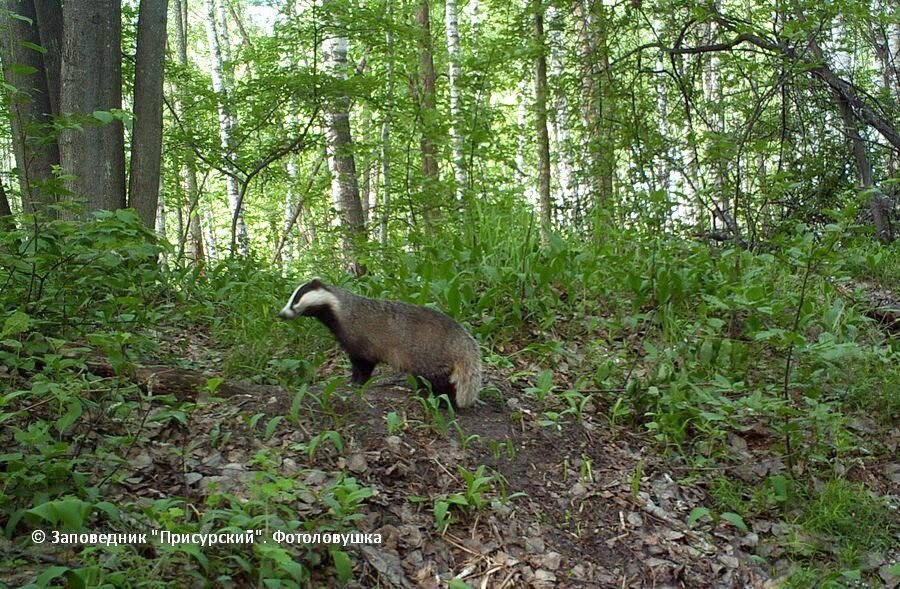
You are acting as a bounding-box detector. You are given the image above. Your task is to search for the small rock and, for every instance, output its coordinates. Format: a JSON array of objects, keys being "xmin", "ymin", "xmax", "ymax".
[
  {"xmin": 525, "ymin": 536, "xmax": 544, "ymax": 553},
  {"xmin": 534, "ymin": 569, "xmax": 557, "ymax": 583},
  {"xmin": 183, "ymin": 472, "xmax": 203, "ymax": 485},
  {"xmin": 740, "ymin": 532, "xmax": 759, "ymax": 549},
  {"xmin": 541, "ymin": 551, "xmax": 562, "ymax": 570},
  {"xmin": 347, "ymin": 453, "xmax": 367, "ymax": 473}
]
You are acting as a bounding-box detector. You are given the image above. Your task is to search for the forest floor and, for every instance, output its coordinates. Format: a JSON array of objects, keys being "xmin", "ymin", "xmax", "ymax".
[
  {"xmin": 6, "ymin": 316, "xmax": 898, "ymax": 588},
  {"xmin": 86, "ymin": 323, "xmax": 897, "ymax": 589}
]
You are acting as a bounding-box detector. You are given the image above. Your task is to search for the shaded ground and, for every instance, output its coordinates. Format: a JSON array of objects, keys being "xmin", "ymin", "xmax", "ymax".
[
  {"xmin": 7, "ymin": 314, "xmax": 899, "ymax": 587},
  {"xmin": 82, "ymin": 360, "xmax": 776, "ymax": 588}
]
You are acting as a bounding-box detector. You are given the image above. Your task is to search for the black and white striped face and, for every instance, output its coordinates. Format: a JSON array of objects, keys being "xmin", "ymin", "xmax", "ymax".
[{"xmin": 278, "ymin": 279, "xmax": 340, "ymax": 320}]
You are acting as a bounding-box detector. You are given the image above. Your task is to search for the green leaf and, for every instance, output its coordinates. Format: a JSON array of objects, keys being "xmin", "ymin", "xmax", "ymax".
[
  {"xmin": 720, "ymin": 512, "xmax": 748, "ymax": 532},
  {"xmin": 34, "ymin": 566, "xmax": 71, "ymax": 586},
  {"xmin": 2, "ymin": 311, "xmax": 31, "ymax": 337},
  {"xmin": 28, "ymin": 497, "xmax": 92, "ymax": 529},
  {"xmin": 8, "ymin": 63, "xmax": 38, "ymax": 76},
  {"xmin": 330, "ymin": 548, "xmax": 353, "ymax": 583},
  {"xmin": 20, "ymin": 41, "xmax": 47, "ymax": 54},
  {"xmin": 92, "ymin": 110, "xmax": 114, "ymax": 124},
  {"xmin": 687, "ymin": 507, "xmax": 711, "ymax": 526},
  {"xmin": 265, "ymin": 415, "xmax": 283, "ymax": 440},
  {"xmin": 56, "ymin": 399, "xmax": 84, "ymax": 434}
]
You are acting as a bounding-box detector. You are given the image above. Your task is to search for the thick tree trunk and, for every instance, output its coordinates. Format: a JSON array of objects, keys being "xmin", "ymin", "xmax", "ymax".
[
  {"xmin": 322, "ymin": 11, "xmax": 367, "ymax": 276},
  {"xmin": 445, "ymin": 0, "xmax": 467, "ymax": 198},
  {"xmin": 533, "ymin": 0, "xmax": 552, "ymax": 245},
  {"xmin": 416, "ymin": 0, "xmax": 439, "ymax": 219},
  {"xmin": 0, "ymin": 0, "xmax": 60, "ymax": 215},
  {"xmin": 58, "ymin": 0, "xmax": 125, "ymax": 216},
  {"xmin": 32, "ymin": 0, "xmax": 61, "ymax": 116},
  {"xmin": 129, "ymin": 0, "xmax": 169, "ymax": 230}
]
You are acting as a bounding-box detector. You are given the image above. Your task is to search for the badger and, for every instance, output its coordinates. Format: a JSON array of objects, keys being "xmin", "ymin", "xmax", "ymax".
[{"xmin": 278, "ymin": 279, "xmax": 482, "ymax": 408}]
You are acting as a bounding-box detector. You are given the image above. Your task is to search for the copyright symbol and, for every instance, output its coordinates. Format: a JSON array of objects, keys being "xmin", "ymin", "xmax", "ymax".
[{"xmin": 31, "ymin": 529, "xmax": 46, "ymax": 544}]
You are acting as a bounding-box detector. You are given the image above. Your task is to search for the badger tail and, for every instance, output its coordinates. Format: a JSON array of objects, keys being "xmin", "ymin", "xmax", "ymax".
[{"xmin": 451, "ymin": 342, "xmax": 482, "ymax": 408}]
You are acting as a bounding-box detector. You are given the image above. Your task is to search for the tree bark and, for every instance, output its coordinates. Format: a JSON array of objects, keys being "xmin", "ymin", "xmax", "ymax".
[
  {"xmin": 32, "ymin": 0, "xmax": 61, "ymax": 117},
  {"xmin": 380, "ymin": 0, "xmax": 395, "ymax": 246},
  {"xmin": 0, "ymin": 0, "xmax": 60, "ymax": 215},
  {"xmin": 533, "ymin": 0, "xmax": 552, "ymax": 245},
  {"xmin": 574, "ymin": 0, "xmax": 614, "ymax": 207},
  {"xmin": 58, "ymin": 0, "xmax": 125, "ymax": 216},
  {"xmin": 204, "ymin": 0, "xmax": 247, "ymax": 254},
  {"xmin": 322, "ymin": 5, "xmax": 367, "ymax": 276},
  {"xmin": 0, "ymin": 179, "xmax": 13, "ymax": 220},
  {"xmin": 129, "ymin": 0, "xmax": 169, "ymax": 230},
  {"xmin": 416, "ymin": 0, "xmax": 439, "ymax": 219},
  {"xmin": 547, "ymin": 7, "xmax": 579, "ymax": 220},
  {"xmin": 173, "ymin": 0, "xmax": 204, "ymax": 264},
  {"xmin": 445, "ymin": 0, "xmax": 467, "ymax": 198}
]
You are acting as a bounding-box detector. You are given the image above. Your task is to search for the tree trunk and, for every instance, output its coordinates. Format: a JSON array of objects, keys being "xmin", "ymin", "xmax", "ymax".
[
  {"xmin": 0, "ymin": 0, "xmax": 60, "ymax": 215},
  {"xmin": 416, "ymin": 0, "xmax": 439, "ymax": 219},
  {"xmin": 129, "ymin": 0, "xmax": 169, "ymax": 230},
  {"xmin": 574, "ymin": 0, "xmax": 614, "ymax": 207},
  {"xmin": 547, "ymin": 7, "xmax": 579, "ymax": 222},
  {"xmin": 58, "ymin": 0, "xmax": 125, "ymax": 216},
  {"xmin": 204, "ymin": 0, "xmax": 247, "ymax": 254},
  {"xmin": 445, "ymin": 0, "xmax": 467, "ymax": 198},
  {"xmin": 32, "ymin": 0, "xmax": 61, "ymax": 117},
  {"xmin": 799, "ymin": 11, "xmax": 894, "ymax": 241},
  {"xmin": 0, "ymin": 179, "xmax": 13, "ymax": 220},
  {"xmin": 380, "ymin": 0, "xmax": 395, "ymax": 247},
  {"xmin": 533, "ymin": 0, "xmax": 552, "ymax": 245},
  {"xmin": 322, "ymin": 6, "xmax": 367, "ymax": 276},
  {"xmin": 173, "ymin": 0, "xmax": 204, "ymax": 264}
]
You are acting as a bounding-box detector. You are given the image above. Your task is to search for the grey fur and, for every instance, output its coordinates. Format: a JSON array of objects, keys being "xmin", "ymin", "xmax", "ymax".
[{"xmin": 279, "ymin": 279, "xmax": 482, "ymax": 408}]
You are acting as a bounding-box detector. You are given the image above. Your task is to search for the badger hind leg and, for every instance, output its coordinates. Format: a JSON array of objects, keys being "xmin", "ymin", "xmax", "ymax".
[{"xmin": 349, "ymin": 356, "xmax": 376, "ymax": 385}]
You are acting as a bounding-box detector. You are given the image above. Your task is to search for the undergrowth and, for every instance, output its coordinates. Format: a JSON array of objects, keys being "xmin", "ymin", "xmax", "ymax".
[{"xmin": 1, "ymin": 211, "xmax": 897, "ymax": 586}]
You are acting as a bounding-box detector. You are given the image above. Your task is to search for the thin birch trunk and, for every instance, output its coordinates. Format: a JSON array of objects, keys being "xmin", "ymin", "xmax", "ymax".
[
  {"xmin": 445, "ymin": 0, "xmax": 467, "ymax": 198},
  {"xmin": 204, "ymin": 0, "xmax": 248, "ymax": 254},
  {"xmin": 322, "ymin": 5, "xmax": 367, "ymax": 275},
  {"xmin": 533, "ymin": 0, "xmax": 552, "ymax": 245}
]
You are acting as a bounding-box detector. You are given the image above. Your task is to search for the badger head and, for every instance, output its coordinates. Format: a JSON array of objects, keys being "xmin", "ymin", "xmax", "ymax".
[{"xmin": 278, "ymin": 278, "xmax": 340, "ymax": 320}]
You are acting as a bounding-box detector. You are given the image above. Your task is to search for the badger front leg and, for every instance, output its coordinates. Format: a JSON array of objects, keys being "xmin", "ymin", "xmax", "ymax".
[{"xmin": 349, "ymin": 356, "xmax": 376, "ymax": 385}]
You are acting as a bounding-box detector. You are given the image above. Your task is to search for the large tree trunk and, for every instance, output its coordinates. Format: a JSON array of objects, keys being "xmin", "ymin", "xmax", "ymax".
[
  {"xmin": 0, "ymin": 0, "xmax": 61, "ymax": 216},
  {"xmin": 322, "ymin": 6, "xmax": 367, "ymax": 276},
  {"xmin": 129, "ymin": 0, "xmax": 169, "ymax": 230},
  {"xmin": 204, "ymin": 0, "xmax": 248, "ymax": 254},
  {"xmin": 445, "ymin": 0, "xmax": 467, "ymax": 199},
  {"xmin": 58, "ymin": 0, "xmax": 126, "ymax": 216},
  {"xmin": 32, "ymin": 0, "xmax": 61, "ymax": 117},
  {"xmin": 416, "ymin": 0, "xmax": 439, "ymax": 219},
  {"xmin": 533, "ymin": 0, "xmax": 552, "ymax": 246}
]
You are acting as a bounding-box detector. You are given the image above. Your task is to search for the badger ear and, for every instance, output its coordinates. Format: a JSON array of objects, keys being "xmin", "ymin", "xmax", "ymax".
[{"xmin": 308, "ymin": 277, "xmax": 324, "ymax": 288}]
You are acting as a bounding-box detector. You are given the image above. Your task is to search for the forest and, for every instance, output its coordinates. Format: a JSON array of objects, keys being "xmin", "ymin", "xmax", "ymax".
[{"xmin": 0, "ymin": 0, "xmax": 898, "ymax": 586}]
